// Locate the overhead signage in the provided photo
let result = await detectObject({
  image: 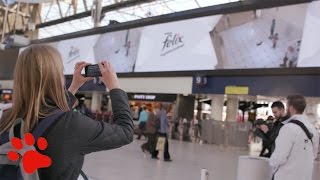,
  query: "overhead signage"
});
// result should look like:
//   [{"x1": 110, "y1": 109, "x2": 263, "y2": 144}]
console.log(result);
[
  {"x1": 20, "y1": 3, "x2": 310, "y2": 74},
  {"x1": 225, "y1": 86, "x2": 249, "y2": 95},
  {"x1": 195, "y1": 75, "x2": 208, "y2": 87}
]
